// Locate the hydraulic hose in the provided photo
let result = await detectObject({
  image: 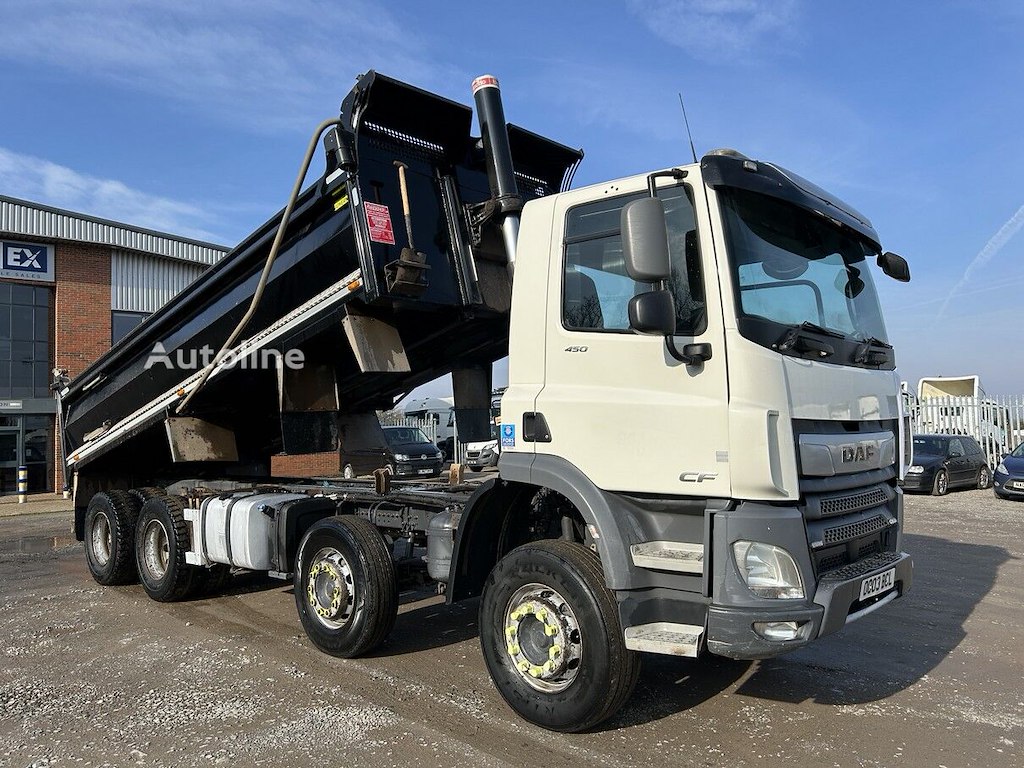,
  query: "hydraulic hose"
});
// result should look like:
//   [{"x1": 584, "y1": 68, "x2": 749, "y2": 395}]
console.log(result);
[{"x1": 176, "y1": 117, "x2": 344, "y2": 415}]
